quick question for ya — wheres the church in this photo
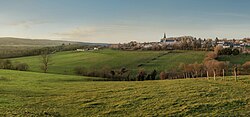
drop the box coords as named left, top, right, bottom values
left=160, top=33, right=177, bottom=45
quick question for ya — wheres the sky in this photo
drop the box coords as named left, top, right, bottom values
left=0, top=0, right=250, bottom=43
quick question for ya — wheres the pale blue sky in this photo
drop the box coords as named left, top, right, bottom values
left=0, top=0, right=250, bottom=43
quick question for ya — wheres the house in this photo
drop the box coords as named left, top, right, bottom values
left=76, top=49, right=85, bottom=52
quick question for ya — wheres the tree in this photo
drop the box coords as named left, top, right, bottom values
left=2, top=60, right=12, bottom=69
left=206, top=52, right=218, bottom=59
left=150, top=70, right=157, bottom=80
left=137, top=69, right=146, bottom=81
left=40, top=49, right=52, bottom=73
left=160, top=72, right=166, bottom=80
left=14, top=63, right=29, bottom=71
left=242, top=61, right=250, bottom=74
left=232, top=49, right=240, bottom=55
left=214, top=45, right=223, bottom=55
left=215, top=37, right=219, bottom=47
left=220, top=48, right=232, bottom=55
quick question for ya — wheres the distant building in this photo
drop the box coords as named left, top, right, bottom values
left=76, top=49, right=85, bottom=52
left=160, top=33, right=177, bottom=45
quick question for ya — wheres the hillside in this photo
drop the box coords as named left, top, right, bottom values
left=218, top=54, right=250, bottom=64
left=10, top=49, right=207, bottom=75
left=0, top=70, right=250, bottom=116
left=0, top=37, right=79, bottom=46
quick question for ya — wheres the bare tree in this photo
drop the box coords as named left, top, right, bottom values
left=40, top=49, right=52, bottom=73
left=214, top=45, right=223, bottom=55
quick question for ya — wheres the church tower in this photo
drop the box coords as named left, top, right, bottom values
left=163, top=33, right=167, bottom=38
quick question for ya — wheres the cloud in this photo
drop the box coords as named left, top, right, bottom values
left=54, top=27, right=98, bottom=38
left=7, top=20, right=51, bottom=29
left=52, top=24, right=142, bottom=43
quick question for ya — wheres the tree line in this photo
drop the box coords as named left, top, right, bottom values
left=0, top=59, right=29, bottom=71
left=159, top=47, right=246, bottom=80
left=0, top=44, right=103, bottom=59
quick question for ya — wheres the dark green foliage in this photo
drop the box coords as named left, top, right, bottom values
left=150, top=70, right=157, bottom=80
left=0, top=60, right=13, bottom=69
left=219, top=48, right=240, bottom=56
left=219, top=48, right=233, bottom=55
left=13, top=63, right=29, bottom=71
left=74, top=66, right=87, bottom=75
left=232, top=49, right=240, bottom=55
left=0, top=59, right=29, bottom=71
left=0, top=44, right=103, bottom=59
left=137, top=70, right=146, bottom=81
left=74, top=66, right=131, bottom=81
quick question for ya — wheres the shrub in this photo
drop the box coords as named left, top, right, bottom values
left=214, top=45, right=223, bottom=55
left=0, top=60, right=13, bottom=69
left=136, top=69, right=146, bottom=81
left=242, top=61, right=250, bottom=72
left=206, top=52, right=218, bottom=59
left=14, top=63, right=29, bottom=71
left=160, top=72, right=166, bottom=80
left=232, top=49, right=240, bottom=55
left=74, top=66, right=87, bottom=76
left=150, top=70, right=157, bottom=80
left=220, top=48, right=232, bottom=55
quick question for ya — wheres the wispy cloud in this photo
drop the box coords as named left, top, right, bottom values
left=52, top=24, right=139, bottom=42
left=7, top=20, right=51, bottom=29
left=54, top=27, right=98, bottom=38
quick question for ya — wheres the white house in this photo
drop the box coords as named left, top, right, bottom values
left=76, top=49, right=85, bottom=52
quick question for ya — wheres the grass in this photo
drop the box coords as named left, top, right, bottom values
left=218, top=54, right=250, bottom=64
left=0, top=70, right=250, bottom=116
left=10, top=49, right=207, bottom=75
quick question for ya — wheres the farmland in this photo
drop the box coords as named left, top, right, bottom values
left=0, top=70, right=250, bottom=116
left=10, top=49, right=207, bottom=75
left=218, top=54, right=250, bottom=65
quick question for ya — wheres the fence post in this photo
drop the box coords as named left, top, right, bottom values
left=222, top=69, right=225, bottom=80
left=207, top=71, right=209, bottom=79
left=234, top=67, right=238, bottom=81
left=213, top=69, right=216, bottom=80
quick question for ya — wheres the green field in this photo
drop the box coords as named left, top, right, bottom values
left=11, top=49, right=207, bottom=75
left=0, top=70, right=250, bottom=116
left=218, top=54, right=250, bottom=64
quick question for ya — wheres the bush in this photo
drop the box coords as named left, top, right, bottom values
left=206, top=52, right=218, bottom=59
left=220, top=48, right=232, bottom=55
left=160, top=72, right=167, bottom=80
left=232, top=49, right=240, bottom=55
left=14, top=63, right=29, bottom=71
left=136, top=69, right=146, bottom=81
left=0, top=60, right=13, bottom=69
left=214, top=45, right=223, bottom=55
left=74, top=66, right=87, bottom=76
left=242, top=61, right=250, bottom=72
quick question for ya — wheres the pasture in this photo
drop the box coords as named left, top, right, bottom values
left=218, top=54, right=250, bottom=64
left=0, top=70, right=250, bottom=116
left=10, top=49, right=207, bottom=75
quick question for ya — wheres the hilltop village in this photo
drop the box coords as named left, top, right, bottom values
left=110, top=33, right=250, bottom=53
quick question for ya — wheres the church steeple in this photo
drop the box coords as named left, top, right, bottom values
left=163, top=33, right=167, bottom=38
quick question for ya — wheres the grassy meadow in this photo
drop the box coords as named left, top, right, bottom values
left=0, top=70, right=250, bottom=116
left=218, top=54, right=250, bottom=64
left=10, top=49, right=207, bottom=75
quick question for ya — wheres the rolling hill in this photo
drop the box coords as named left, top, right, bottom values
left=10, top=49, right=207, bottom=76
left=0, top=70, right=250, bottom=116
left=0, top=37, right=79, bottom=46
